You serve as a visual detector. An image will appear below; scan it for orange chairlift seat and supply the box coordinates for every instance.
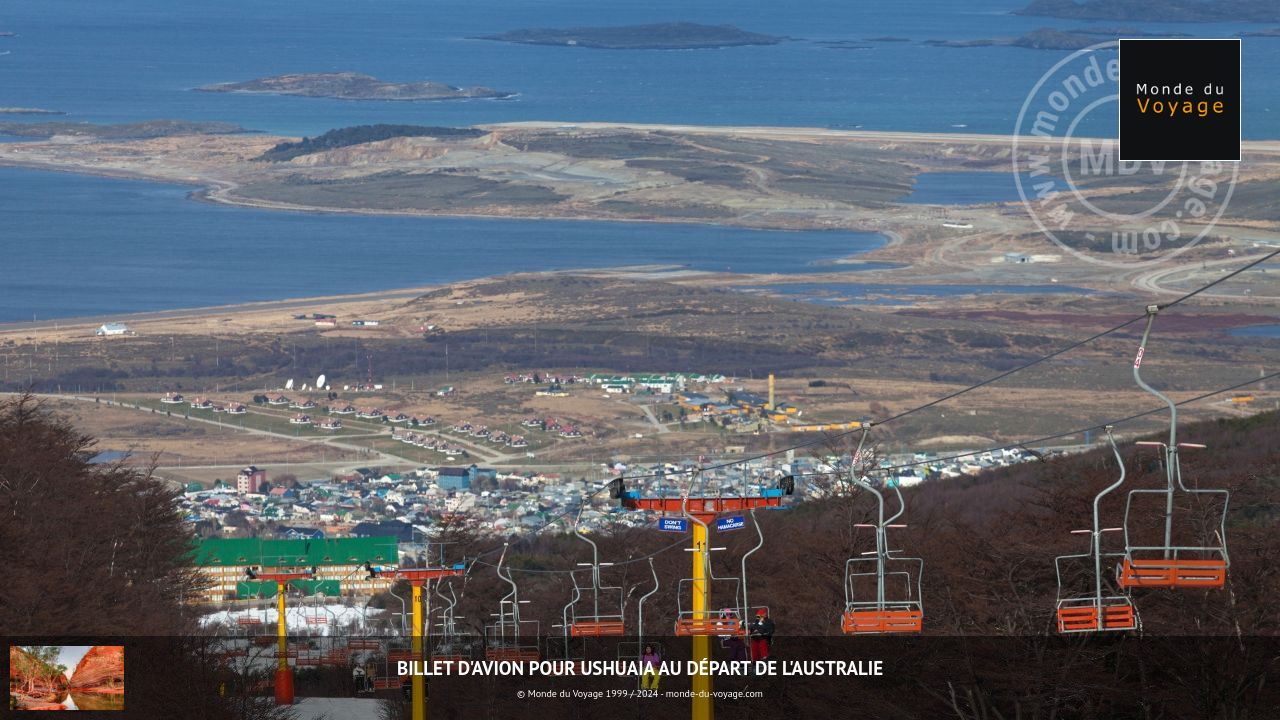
[370,676,404,691]
[484,543,542,661]
[841,427,924,635]
[303,586,336,626]
[1053,427,1138,634]
[1118,307,1230,590]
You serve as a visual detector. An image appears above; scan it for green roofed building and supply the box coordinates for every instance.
[194,536,398,603]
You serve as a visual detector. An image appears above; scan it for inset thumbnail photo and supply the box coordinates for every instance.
[8,645,124,711]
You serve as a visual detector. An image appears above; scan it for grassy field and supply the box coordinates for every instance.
[4,272,1277,469]
[133,398,372,438]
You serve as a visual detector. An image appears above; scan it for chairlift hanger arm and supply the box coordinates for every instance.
[740,507,765,615]
[1093,427,1127,533]
[1133,307,1178,449]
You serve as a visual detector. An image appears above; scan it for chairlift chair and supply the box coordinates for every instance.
[431,579,474,662]
[617,558,664,668]
[1054,427,1139,633]
[564,504,627,638]
[841,428,924,635]
[484,544,541,661]
[304,587,331,626]
[1119,307,1229,590]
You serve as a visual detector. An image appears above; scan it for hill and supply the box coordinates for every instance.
[416,408,1279,717]
[256,124,488,162]
[435,409,1280,639]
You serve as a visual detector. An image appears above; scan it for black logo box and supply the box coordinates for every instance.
[1119,38,1241,162]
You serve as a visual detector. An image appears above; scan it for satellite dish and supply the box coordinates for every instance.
[285,378,294,390]
[301,383,309,391]
[316,373,327,389]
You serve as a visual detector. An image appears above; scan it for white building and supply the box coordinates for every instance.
[95,322,129,336]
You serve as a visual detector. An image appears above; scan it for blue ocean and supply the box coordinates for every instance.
[1,0,1276,321]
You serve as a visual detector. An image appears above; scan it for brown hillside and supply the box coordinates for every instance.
[401,410,1279,718]
[448,410,1279,639]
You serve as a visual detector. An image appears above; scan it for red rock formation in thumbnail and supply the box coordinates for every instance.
[69,645,124,693]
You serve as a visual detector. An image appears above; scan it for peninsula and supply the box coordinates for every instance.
[475,22,785,50]
[0,119,246,139]
[197,72,513,101]
[3,119,1273,267]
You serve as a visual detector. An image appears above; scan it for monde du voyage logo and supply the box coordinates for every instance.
[1013,39,1240,268]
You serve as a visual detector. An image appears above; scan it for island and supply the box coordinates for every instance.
[0,107,64,116]
[925,29,1099,50]
[0,120,246,140]
[196,72,513,101]
[1017,0,1280,23]
[474,22,785,50]
[817,40,873,50]
[1067,26,1191,37]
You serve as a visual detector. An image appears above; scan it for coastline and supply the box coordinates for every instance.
[0,153,892,235]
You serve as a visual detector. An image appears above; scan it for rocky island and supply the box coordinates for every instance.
[925,28,1098,50]
[197,72,513,101]
[1017,0,1280,22]
[475,22,785,50]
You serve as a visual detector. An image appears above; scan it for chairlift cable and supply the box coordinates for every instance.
[441,250,1280,579]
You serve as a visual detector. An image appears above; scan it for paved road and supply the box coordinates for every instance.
[638,403,671,434]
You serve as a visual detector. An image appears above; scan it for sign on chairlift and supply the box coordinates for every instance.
[657,517,688,533]
[717,515,745,532]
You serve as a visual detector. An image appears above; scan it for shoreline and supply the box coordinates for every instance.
[0,155,887,235]
[0,255,895,334]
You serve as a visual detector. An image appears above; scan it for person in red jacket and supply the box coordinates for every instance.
[748,608,774,661]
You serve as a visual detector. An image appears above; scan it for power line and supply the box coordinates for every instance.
[605,247,1280,483]
[473,368,1280,576]
[469,535,692,575]
[451,248,1280,573]
[797,368,1280,480]
[1160,246,1280,309]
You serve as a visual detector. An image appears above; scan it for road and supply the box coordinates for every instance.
[8,392,443,468]
[636,403,672,435]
